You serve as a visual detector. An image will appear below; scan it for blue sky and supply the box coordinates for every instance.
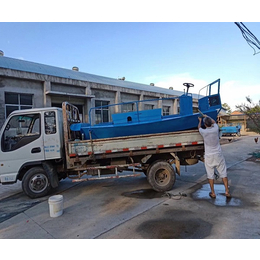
[1,22,260,110]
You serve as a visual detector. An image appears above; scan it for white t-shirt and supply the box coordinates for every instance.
[199,123,222,155]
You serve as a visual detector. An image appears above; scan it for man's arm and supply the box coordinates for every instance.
[211,118,216,124]
[198,114,216,129]
[198,117,202,130]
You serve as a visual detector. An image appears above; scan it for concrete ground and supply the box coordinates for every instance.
[1,134,260,240]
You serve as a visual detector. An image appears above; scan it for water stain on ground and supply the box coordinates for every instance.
[137,209,212,239]
[192,183,242,207]
[123,189,213,239]
[0,192,43,223]
[122,189,164,199]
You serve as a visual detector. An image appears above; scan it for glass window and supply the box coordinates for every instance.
[52,102,83,122]
[95,110,102,124]
[144,104,154,110]
[44,111,56,135]
[122,103,135,113]
[5,93,18,104]
[95,100,109,124]
[103,109,109,122]
[95,100,102,107]
[5,92,33,118]
[6,106,19,117]
[20,94,33,105]
[1,113,40,152]
[163,106,170,116]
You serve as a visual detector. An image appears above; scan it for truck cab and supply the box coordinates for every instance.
[0,107,64,197]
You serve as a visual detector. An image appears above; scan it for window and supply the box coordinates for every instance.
[1,113,40,152]
[144,104,154,110]
[44,111,56,135]
[52,102,83,122]
[5,92,33,118]
[122,103,135,113]
[163,106,170,116]
[95,100,109,124]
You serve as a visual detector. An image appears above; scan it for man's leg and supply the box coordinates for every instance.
[204,156,216,198]
[208,178,216,197]
[216,154,231,197]
[222,177,230,197]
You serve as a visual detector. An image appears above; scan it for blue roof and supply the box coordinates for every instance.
[0,56,184,96]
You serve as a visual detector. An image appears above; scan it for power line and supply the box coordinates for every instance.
[234,22,260,55]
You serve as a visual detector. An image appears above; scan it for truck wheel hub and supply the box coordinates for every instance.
[29,174,48,192]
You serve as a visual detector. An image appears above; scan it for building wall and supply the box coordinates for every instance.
[0,65,195,129]
[218,114,247,133]
[52,82,86,95]
[0,76,44,126]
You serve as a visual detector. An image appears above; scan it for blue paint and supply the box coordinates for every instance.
[220,125,241,136]
[71,79,222,140]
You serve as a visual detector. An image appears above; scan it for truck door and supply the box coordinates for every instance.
[0,112,44,183]
[43,110,62,160]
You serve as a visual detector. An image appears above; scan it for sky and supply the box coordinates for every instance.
[1,14,260,111]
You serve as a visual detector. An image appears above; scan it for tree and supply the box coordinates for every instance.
[222,103,232,114]
[236,96,260,133]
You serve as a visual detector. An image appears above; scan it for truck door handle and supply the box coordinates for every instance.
[31,147,41,153]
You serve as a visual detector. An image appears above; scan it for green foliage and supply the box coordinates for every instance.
[236,96,260,134]
[222,103,232,114]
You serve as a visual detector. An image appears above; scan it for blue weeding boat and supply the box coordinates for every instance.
[71,79,222,140]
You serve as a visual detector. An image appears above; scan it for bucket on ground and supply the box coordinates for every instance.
[48,195,63,217]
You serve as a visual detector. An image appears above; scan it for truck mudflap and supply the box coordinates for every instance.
[42,161,59,188]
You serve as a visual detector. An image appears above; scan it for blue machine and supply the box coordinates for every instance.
[220,125,241,137]
[71,79,222,140]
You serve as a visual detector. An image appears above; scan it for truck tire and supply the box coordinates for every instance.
[22,167,51,199]
[147,160,176,192]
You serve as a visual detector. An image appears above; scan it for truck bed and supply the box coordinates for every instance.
[68,129,204,160]
[62,102,204,173]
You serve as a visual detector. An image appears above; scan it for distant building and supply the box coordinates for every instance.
[218,110,247,133]
[0,54,198,128]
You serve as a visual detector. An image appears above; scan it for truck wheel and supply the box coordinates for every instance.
[22,167,51,198]
[147,160,176,192]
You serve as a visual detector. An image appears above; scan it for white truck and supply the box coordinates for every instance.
[0,102,205,198]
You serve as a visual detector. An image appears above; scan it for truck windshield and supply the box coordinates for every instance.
[1,113,40,152]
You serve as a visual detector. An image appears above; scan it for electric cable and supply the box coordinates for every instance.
[235,22,260,55]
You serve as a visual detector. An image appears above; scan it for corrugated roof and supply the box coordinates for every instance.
[0,56,185,96]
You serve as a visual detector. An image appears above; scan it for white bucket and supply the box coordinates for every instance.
[48,195,63,217]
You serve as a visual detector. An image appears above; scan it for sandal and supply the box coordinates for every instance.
[209,192,216,198]
[225,192,231,198]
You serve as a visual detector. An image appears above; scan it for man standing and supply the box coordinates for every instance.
[198,116,231,198]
